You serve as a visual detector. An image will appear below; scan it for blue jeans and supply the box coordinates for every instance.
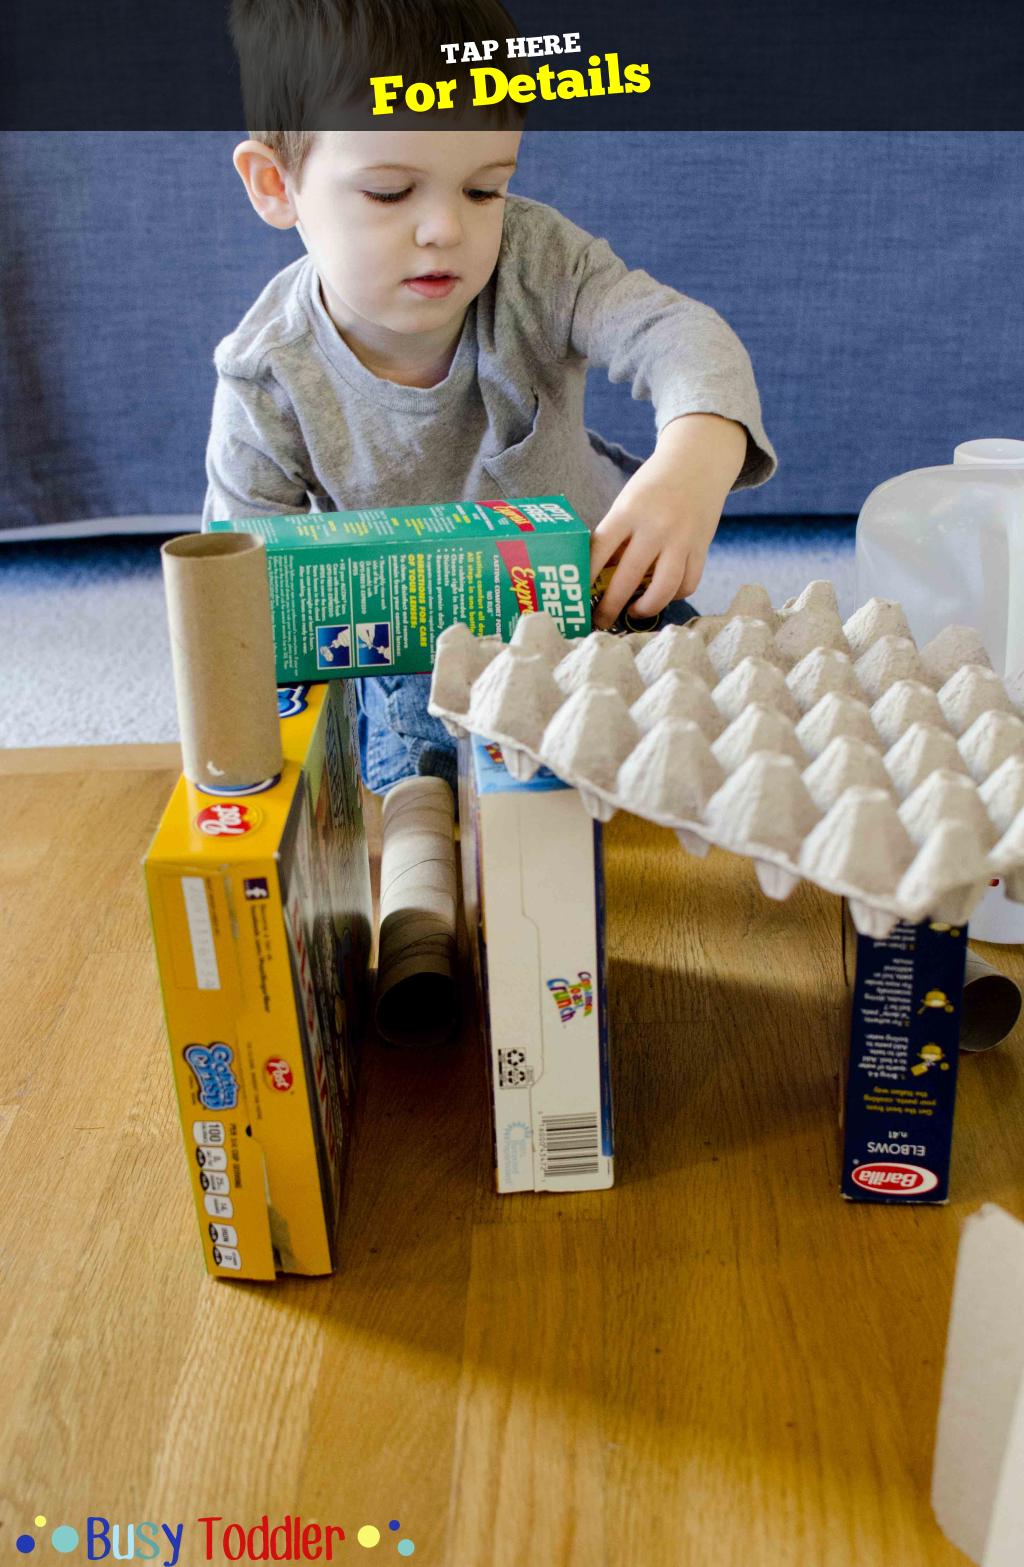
[356,597,700,796]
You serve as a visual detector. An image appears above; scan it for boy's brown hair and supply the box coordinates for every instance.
[231,0,523,159]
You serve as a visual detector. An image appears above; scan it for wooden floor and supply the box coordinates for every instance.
[2,742,1022,1566]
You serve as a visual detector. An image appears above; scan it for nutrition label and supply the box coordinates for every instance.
[193,1120,243,1270]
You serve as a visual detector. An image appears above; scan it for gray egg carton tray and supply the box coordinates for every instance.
[427,582,1024,939]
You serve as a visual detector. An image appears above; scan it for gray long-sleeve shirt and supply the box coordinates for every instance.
[203,193,776,528]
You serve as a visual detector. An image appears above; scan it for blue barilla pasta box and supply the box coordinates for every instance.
[841,910,967,1202]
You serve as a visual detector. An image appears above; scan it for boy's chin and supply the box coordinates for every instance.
[387,297,468,333]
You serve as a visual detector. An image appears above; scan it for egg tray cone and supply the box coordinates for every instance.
[428,590,1024,937]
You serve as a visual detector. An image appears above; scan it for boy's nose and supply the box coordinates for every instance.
[414,203,463,250]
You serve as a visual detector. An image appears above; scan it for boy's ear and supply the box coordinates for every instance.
[233,140,299,230]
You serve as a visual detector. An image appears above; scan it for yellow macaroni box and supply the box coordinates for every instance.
[144,682,372,1280]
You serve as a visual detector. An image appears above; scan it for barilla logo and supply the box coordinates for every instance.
[264,1057,294,1092]
[195,802,260,837]
[184,1044,239,1111]
[483,499,535,531]
[851,1162,939,1195]
[547,972,593,1023]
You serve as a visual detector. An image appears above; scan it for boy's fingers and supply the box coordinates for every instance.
[630,548,692,616]
[593,538,657,629]
[589,511,631,583]
[680,547,709,599]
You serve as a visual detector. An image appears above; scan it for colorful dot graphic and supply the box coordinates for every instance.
[16,1516,81,1555]
[353,1520,415,1555]
[389,1521,415,1556]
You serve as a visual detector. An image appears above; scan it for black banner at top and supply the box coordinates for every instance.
[2,0,1023,130]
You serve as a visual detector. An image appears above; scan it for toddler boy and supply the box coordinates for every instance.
[205,13,776,791]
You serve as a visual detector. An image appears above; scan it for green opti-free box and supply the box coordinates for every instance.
[210,495,591,682]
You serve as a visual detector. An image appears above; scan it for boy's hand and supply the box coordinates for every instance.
[590,413,748,630]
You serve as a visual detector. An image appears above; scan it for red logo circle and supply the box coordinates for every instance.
[851,1162,938,1195]
[265,1057,294,1092]
[195,802,260,837]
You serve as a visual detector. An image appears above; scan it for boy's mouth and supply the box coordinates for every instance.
[403,272,460,299]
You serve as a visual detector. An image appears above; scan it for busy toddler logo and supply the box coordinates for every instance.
[14,1512,416,1560]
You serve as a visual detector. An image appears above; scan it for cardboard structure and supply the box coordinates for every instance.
[145,683,372,1279]
[432,595,1024,1202]
[459,735,613,1194]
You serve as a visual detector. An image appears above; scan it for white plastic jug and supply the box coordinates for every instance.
[856,438,1024,942]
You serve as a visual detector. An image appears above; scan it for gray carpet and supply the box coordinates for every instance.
[0,520,856,748]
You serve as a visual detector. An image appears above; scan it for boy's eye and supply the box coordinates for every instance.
[362,186,506,207]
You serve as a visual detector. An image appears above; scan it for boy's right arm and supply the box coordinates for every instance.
[202,371,315,525]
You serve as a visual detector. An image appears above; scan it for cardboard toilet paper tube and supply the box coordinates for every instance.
[162,532,283,793]
[375,777,458,1047]
[959,950,1023,1053]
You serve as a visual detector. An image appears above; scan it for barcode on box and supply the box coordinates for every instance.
[540,1112,599,1177]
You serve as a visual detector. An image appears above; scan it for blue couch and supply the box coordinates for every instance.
[2,131,1022,536]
